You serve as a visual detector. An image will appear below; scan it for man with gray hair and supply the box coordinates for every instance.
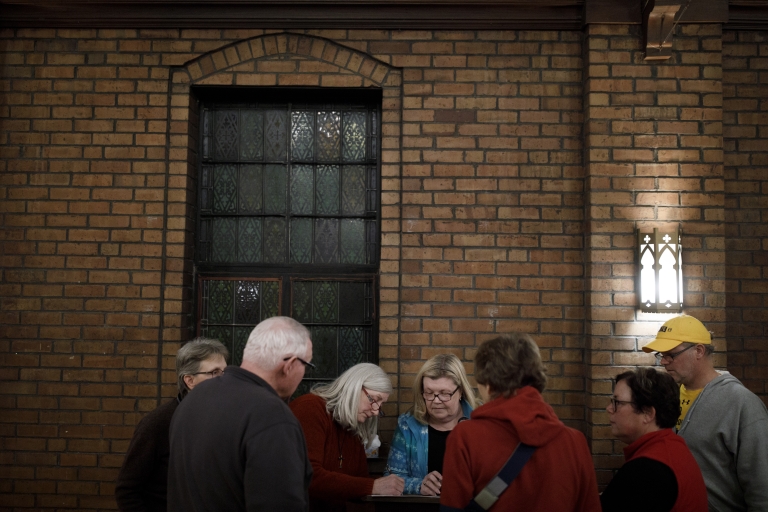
[168,316,314,512]
[116,337,228,512]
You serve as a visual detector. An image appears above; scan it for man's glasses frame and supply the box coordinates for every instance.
[283,356,317,372]
[191,368,225,377]
[654,343,695,364]
[423,386,460,402]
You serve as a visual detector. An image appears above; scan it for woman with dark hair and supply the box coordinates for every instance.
[601,367,707,512]
[439,334,601,512]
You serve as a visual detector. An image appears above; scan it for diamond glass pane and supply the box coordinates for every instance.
[235,281,261,325]
[264,164,287,214]
[340,219,365,264]
[214,110,238,161]
[263,218,286,263]
[292,281,312,324]
[240,110,264,161]
[314,218,339,264]
[211,217,236,263]
[310,326,338,378]
[290,164,313,215]
[200,165,213,212]
[262,281,280,318]
[291,111,315,161]
[315,165,339,215]
[206,325,234,358]
[233,326,251,366]
[202,109,211,160]
[317,111,341,161]
[237,217,262,263]
[213,164,237,214]
[290,218,312,264]
[370,110,378,160]
[313,281,339,323]
[341,165,365,215]
[265,110,288,162]
[238,164,263,214]
[207,280,234,324]
[338,326,365,372]
[343,111,366,162]
[339,282,368,324]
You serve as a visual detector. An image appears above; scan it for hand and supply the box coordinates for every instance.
[420,471,442,496]
[372,474,404,496]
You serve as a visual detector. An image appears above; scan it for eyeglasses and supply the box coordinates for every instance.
[423,387,460,402]
[363,388,386,417]
[654,343,695,364]
[283,356,316,373]
[192,368,224,377]
[608,398,634,410]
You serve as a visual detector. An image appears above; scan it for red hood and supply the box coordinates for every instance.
[470,386,565,447]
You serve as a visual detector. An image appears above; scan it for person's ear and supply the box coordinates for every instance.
[183,374,195,391]
[643,406,657,425]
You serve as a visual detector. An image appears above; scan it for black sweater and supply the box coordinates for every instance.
[115,396,180,512]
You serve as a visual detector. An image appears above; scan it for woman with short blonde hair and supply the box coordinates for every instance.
[385,354,478,495]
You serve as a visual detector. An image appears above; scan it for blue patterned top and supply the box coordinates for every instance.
[384,400,473,495]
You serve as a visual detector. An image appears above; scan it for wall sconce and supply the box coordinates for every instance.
[637,228,683,312]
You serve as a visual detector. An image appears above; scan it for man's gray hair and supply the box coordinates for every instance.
[312,363,392,446]
[241,316,311,370]
[176,337,229,396]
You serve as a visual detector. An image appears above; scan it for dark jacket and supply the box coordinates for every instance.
[167,366,312,512]
[115,396,180,512]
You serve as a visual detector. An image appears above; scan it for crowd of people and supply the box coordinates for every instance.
[115,314,768,512]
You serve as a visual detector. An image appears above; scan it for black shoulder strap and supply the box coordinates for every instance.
[464,442,536,511]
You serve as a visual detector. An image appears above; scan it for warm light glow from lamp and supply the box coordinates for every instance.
[637,228,683,312]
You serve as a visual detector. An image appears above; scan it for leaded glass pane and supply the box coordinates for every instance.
[240,110,264,161]
[235,281,261,325]
[264,164,287,214]
[292,281,312,324]
[214,110,238,161]
[316,165,339,215]
[233,326,250,366]
[202,109,211,160]
[290,165,313,215]
[370,110,378,160]
[314,218,339,264]
[310,326,338,378]
[206,325,233,357]
[211,217,236,263]
[338,326,364,372]
[339,282,368,324]
[263,218,286,263]
[262,281,280,318]
[343,111,366,162]
[237,217,262,263]
[341,165,365,215]
[238,164,263,214]
[265,110,288,161]
[213,164,237,214]
[207,280,234,324]
[317,111,341,161]
[291,111,315,161]
[200,165,213,213]
[340,219,365,264]
[313,282,339,323]
[199,218,211,262]
[290,218,312,263]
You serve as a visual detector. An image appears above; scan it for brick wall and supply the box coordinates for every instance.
[584,23,727,485]
[723,30,768,402]
[0,24,763,509]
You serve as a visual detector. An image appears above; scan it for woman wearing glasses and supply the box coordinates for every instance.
[290,363,404,511]
[384,354,477,495]
[601,367,707,512]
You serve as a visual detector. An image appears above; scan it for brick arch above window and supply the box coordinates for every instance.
[170,32,402,89]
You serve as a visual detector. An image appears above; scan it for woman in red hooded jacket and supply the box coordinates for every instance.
[439,334,601,512]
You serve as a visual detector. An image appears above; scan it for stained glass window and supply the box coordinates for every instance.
[195,90,380,385]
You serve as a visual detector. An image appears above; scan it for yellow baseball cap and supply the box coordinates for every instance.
[641,314,712,353]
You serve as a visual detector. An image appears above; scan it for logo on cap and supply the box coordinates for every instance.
[659,326,672,332]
